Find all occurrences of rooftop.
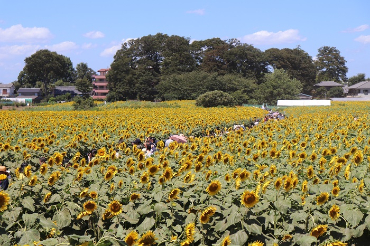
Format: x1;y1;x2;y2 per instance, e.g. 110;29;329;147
314;81;344;87
0;83;14;88
348;81;370;89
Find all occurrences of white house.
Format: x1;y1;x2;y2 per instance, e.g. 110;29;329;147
347;81;370;97
0;83;15;98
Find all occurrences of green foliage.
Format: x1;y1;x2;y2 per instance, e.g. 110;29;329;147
265;46;316;94
315;46;348;82
17;49;75;95
75;78;92;97
255;69;302;105
196;90;236;107
328;86;344;98
72;97;96;110
348;73;366;86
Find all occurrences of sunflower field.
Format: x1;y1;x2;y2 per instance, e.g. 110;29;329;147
1;101;370;246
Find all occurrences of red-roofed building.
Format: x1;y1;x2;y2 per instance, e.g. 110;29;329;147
92;68;110;99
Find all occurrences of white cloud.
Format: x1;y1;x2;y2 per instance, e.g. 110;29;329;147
186;9;205;15
100;38;135;57
240;29;306;45
0;44;40;59
355;35;370;44
82;43;97;49
101;44;121;57
83;31;105;39
0;24;53;43
45;41;78;53
342;24;369;33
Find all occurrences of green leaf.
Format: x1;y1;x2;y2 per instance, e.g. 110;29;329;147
122;211;140;224
136;217;155;234
245;223;262;234
48;193;61;203
230;230;248;245
293;235;317;246
137;203;153;215
22;196;35;212
275;197;290;214
37;238;59;246
342;207;363;227
214;219;228;232
39;215;57;229
22;213;39;228
153;190;163;202
153;202;168;214
53;207;72;228
185;213;196;224
19;229;40;245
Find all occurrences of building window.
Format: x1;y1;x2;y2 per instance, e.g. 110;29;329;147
364;90;368;95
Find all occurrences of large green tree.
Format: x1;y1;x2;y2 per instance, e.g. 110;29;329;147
348;73;366;86
75;62;96;82
265;46;316;94
225;43;268;83
255;69;302;105
315;46;348;83
17;49;75;95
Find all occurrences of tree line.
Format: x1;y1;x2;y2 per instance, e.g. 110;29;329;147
16;33;368;105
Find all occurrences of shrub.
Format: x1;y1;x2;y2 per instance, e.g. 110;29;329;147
196;90;236;108
72;97;96;110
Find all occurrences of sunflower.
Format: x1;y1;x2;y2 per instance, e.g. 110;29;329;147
269;165;277;176
137;231;157;246
184;172;195;183
302;180;308;193
241;190;259;208
248;241;264;246
274;178;282;190
262;181;270;193
108;200;122;216
110;183;115;193
125;230;139;246
282;234;293;241
185;223;195;242
140;172;150;184
40;164;48;175
89;191;98;199
332;186;340;197
225;173;231;182
104;170;115;181
107;165;118;174
130;193;141;202
48;173;58;186
0;191;10;212
307;165;314;179
309;152;318;162
316;192;329;205
24;165;32;178
206;180;222;196
97;148;106;157
43;192;52;203
358;180;365;193
102;210;114;220
168;188;180;201
80;188;89;198
163;167;173;181
28;176;37;186
205;170;212;180
199;206;216;224
239;170;250;181
148;165;159;176
329;204;340;221
221;235;231;246
310;225;328;238
83;200;97;213
199;213;210;224
353;151;363;165
283;177;293;192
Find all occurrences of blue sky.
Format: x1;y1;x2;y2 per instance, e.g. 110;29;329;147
1;0;369;83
